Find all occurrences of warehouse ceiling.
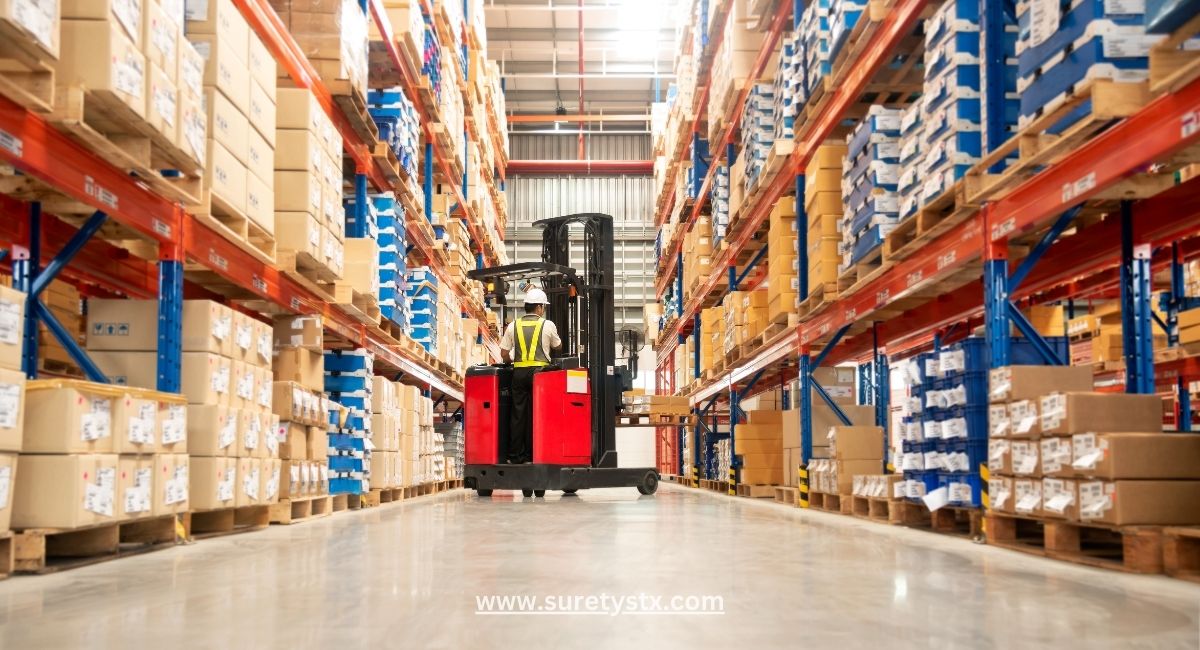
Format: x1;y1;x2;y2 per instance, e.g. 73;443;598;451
484;0;678;121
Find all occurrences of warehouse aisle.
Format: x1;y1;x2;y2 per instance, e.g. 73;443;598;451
0;485;1197;648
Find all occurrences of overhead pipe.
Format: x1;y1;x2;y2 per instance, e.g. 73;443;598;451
577;0;586;160
507;160;653;175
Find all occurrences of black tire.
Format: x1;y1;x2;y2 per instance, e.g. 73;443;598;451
476;489;493;497
534;489;546;497
521;489;534;498
637;471;659;495
562;489;578;495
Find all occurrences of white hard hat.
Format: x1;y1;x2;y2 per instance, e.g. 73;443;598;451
525;287;549;305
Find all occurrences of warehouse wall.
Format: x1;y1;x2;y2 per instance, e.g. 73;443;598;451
505;134;655;332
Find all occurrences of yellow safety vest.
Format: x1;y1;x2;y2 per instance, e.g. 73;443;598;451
514;316;549;368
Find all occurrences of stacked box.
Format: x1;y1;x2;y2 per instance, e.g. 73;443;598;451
406;267;438;353
324;349;373;494
268;0;367;97
801;0;834;106
275;87;345;280
772;30;801;141
741;83;775;192
766;198;799;322
805;144;846;293
707;5;769;141
374;193;409;327
437;419;463;481
1016;1;1164;130
30;278;84;374
829;0;866;62
184;0;279;234
713;162;730;243
699;307;723;372
0;284;25;533
781;371;874;487
369;376;405;489
367;87;420;186
1068;302;1167;363
840;107;901;271
722;290;768;352
897;103;925;221
682;218;715;300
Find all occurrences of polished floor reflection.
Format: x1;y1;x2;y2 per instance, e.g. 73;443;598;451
0;483;1197;648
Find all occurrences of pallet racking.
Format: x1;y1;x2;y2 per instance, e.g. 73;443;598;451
652;0;1200;481
0;0;511;404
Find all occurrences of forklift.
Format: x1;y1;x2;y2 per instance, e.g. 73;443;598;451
463;213;659;497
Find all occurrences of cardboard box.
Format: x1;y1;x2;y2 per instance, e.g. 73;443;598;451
182;353;231;406
112;394;159;454
1008;399;1040;437
152;453;189;514
230;311;255;364
988;365;1093;404
1039;436;1072;478
0;367;24;452
988;475;1014;513
274;346;324;391
247;34;276;101
1041;477;1078;520
205;138;247;214
184;0;248;61
248;79;276;145
246;170;274;235
273;315;323;351
739;467;783;486
261;457;281;503
830;426;884;460
1012;478;1042;516
0;284;25;372
239;409;267;459
1071;432;1200;479
24;383;115;453
781;404;875;448
273;382;318;425
275;169;323;215
1039;392;1163;435
1078;480;1200;525
146;65;178;142
282;459;305;498
836;459;883;494
190;456;236;510
0;0;59;60
188;404;235;456
158;401;187;453
246;122;273;185
118;455;154;520
275;128;323;172
988;438;1011;474
60;19;146;117
87;351;155;388
279;421;308;460
1011;440;1040;477
178;94;207;167
143;0;178;79
13;454;120;529
178;37;204;100
236;457;262;506
276;86;324;134
188;34;248;114
306;425;323;460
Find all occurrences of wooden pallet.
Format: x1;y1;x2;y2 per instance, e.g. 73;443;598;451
616;412;693;427
985;512;1163;574
0;19;54;113
851;496;898;523
269;495;334;525
330;493;350;512
796;282;837;320
837;246;885;295
774;486;798;507
184;505;271;540
736;483;777;499
1163;527;1200;582
0;532;12;579
1150;13;1200;96
329;283;382;326
191;187;278;265
46;85;204;206
967;80;1153;206
328;78;379;147
890;502;984;539
14;515;179;574
883;177;980;263
808;491;852;514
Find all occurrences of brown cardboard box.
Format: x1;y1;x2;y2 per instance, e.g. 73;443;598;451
261;457;281;503
830;426;884;460
239;409;267;459
1041;477;1078;520
88;351;157;388
143;0;177;78
282;459;304;498
245;164;275;234
152;453;189;515
1078;480;1200;525
188;404;235;456
988;365;1094;404
247;35;276;103
190;456;236;510
836;459;883;494
158;401;187;453
0;284;25;372
181;300;234;357
739;467;782;486
988;438;1011;474
1039;392;1163;435
112;394;159;454
118;455;154;520
185;0;249;61
275;170;323;215
236;457;262;506
178;94;206;166
274;382;310;424
204;86;248;164
205;138;247;214
276;87;324;133
0;452;13;531
60;20;146;117
988;475;1014;513
145;65;178;142
273;315;323;351
1012;478;1042;516
1071;432;1200;479
731;424;779;441
1039;436;1073;478
279;421;308;460
181;353;231;406
782;404;875;448
24;383;115;453
0;367;24;452
248;80;276;146
275;128;323;172
230;311;255;363
229;359;249;409
306;425;323;460
1011;440;1040;476
1008;399;1040;437
178;37;204;100
13;454;120;529
0;0;60;59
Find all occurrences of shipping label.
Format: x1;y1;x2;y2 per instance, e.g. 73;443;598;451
989;404;1010;437
114;0;142;43
218;415;236;450
115;53;145;101
0;300;20;345
162;405;186;444
1071;433;1103;470
86;468;116;517
236;323;252;352
217;469;235;502
266;467;279;500
244;415;259;450
0;465;9;509
165;465;188;505
244;467;260;501
0;383;20;429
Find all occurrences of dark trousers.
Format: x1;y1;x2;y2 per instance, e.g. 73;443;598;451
509;366;538;462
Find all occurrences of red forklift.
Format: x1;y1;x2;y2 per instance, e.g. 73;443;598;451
463;213;659;497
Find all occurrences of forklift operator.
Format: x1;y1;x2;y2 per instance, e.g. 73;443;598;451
499;288;563;463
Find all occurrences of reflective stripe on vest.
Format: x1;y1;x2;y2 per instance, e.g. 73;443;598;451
514;316;549;368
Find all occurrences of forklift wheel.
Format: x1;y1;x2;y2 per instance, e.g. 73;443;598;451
476;489;493;497
636;471;659;496
534;489;546;497
562;489;578;495
522;489;534;498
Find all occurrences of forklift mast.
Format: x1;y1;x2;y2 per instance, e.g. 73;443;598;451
535;213;618;468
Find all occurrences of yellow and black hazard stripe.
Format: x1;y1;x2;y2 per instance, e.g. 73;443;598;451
728;467;736;496
797;463;810;508
691;465;699;488
979;463;990;536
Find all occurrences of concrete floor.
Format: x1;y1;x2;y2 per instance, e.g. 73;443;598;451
0;484;1197;648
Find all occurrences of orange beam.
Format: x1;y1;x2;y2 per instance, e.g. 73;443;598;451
507;113;651;123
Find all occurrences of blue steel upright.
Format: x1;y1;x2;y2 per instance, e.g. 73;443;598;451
796;174;808;301
157;256;184;392
13;202;40;378
1120;201;1155;394
423;141;434;221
